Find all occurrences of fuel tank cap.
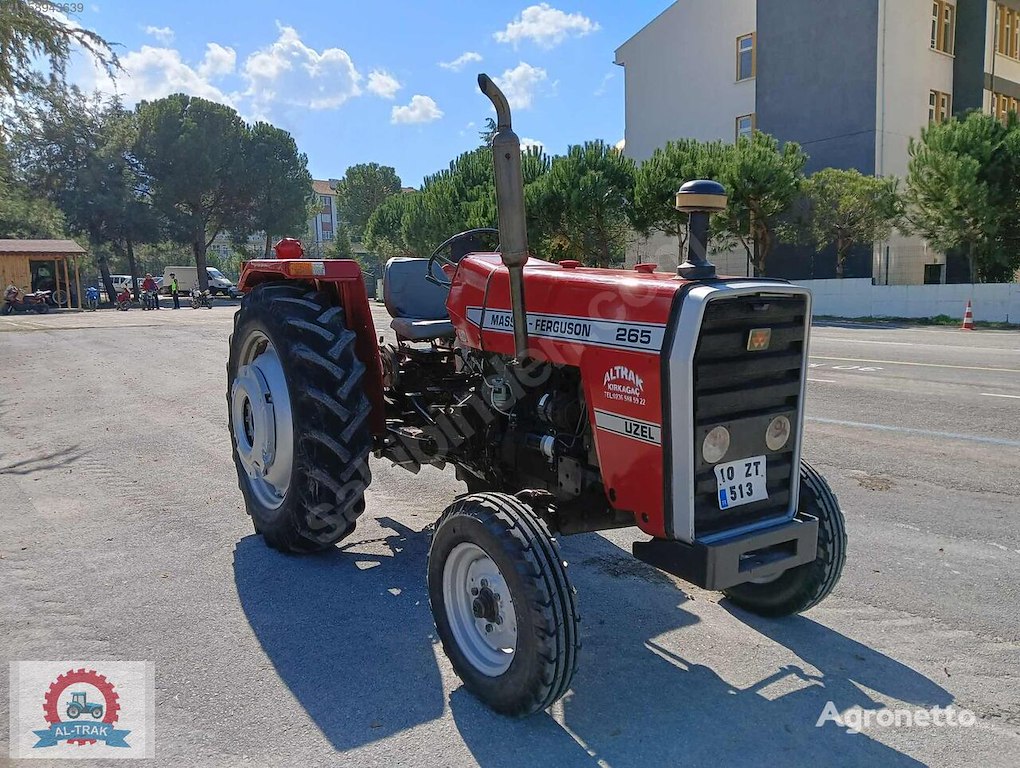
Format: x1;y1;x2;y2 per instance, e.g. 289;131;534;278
634;263;658;274
559;260;580;269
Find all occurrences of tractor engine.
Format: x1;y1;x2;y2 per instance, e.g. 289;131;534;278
380;345;628;534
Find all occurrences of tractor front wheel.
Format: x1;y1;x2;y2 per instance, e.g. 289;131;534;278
91;706;103;719
723;460;846;617
427;492;579;716
227;283;372;553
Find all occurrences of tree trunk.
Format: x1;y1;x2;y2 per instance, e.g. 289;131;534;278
126;238;139;298
97;252;117;305
264;232;273;259
193;238;210;291
836;238;847;279
968;242;977;284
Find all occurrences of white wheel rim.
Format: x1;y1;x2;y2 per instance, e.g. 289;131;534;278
442;542;518;677
231;331;294;510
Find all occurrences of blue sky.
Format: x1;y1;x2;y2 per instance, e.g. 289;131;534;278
67;1;672;187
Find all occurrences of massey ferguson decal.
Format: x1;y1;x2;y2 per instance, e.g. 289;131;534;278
466;307;665;351
603;365;647;406
593;408;662;446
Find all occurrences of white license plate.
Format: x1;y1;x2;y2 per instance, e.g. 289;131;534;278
715;455;768;510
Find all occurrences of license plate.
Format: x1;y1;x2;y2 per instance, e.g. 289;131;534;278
715;455;768;510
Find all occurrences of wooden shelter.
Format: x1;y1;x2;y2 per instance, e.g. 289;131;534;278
0;239;86;309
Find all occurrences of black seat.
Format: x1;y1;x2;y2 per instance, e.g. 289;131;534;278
383;258;454;341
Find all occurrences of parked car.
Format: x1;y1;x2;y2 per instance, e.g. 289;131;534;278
162;266;235;296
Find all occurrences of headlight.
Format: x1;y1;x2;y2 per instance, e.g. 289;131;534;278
765;415;792;451
702;425;730;464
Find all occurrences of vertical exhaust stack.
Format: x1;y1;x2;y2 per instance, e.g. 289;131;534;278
478;73;529;361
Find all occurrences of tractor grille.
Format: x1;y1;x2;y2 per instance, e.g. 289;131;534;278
691;293;808;537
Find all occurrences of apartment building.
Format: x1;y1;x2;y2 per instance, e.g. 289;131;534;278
615;0;1020;284
307;179;342;254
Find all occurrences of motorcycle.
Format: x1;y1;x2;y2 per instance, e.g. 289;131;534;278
141;289;159;310
191;288;213;309
84;286;100;311
2;287;50;315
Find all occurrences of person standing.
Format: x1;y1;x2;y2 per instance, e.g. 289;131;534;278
170;272;180;309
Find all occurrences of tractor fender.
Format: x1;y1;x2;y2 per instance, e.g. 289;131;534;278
238;259;386;436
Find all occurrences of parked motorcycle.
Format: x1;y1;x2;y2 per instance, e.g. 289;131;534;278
141;289;159;310
191;287;213;309
2;287;50;315
84;286;100;311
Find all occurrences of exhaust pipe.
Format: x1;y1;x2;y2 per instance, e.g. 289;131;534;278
478;73;529;361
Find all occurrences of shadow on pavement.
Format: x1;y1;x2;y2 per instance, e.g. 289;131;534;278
236;522;949;766
0;444;87;475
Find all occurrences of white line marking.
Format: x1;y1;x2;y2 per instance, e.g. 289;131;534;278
807;417;1020;448
807;378;837;383
981;393;1020;400
811;356;1020;374
814;337;916;347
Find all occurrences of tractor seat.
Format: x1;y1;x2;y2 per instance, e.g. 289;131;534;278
383;257;454;341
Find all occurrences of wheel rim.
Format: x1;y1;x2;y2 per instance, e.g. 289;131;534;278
231;330;294;510
442;542;518;677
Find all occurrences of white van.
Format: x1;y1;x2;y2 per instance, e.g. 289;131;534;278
163;266;236;296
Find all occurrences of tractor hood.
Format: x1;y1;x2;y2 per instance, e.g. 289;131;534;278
447;253;810;542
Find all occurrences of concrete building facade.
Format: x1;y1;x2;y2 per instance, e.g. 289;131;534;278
615;0;1020;284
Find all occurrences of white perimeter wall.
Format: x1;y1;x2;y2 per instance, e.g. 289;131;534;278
795;278;1020;323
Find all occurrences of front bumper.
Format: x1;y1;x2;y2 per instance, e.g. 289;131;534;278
632;514;818;591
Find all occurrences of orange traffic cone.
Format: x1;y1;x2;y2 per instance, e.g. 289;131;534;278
961;300;974;331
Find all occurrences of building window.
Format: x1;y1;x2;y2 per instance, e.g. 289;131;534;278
322;230;333;241
931;1;955;54
735;113;755;140
929;90;952;123
736;33;755;81
992;91;1020;122
997;4;1020;59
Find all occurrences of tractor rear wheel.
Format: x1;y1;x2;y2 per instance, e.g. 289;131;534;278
722;459;846;616
427;492;580;716
227;283;372;553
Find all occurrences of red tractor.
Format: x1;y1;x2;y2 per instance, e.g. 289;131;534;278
227;75;846;716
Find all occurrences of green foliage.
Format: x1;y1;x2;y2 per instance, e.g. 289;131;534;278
905;112;1020;283
713;133;806;276
632;138;717;260
134;94;251;289
0;0;117;104
797;168;901;277
242;122;313;257
327;220;354;260
529;140;635;266
364;191;416;257
0;144;64;236
334;162;401;241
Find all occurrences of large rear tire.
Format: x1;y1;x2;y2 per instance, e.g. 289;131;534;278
722;460;846;616
428;492;580;716
227;283;372;553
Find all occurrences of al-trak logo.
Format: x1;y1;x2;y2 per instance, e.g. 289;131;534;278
603;365;646;406
32;668;130;749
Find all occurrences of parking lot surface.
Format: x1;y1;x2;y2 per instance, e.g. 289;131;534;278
2;306;1019;767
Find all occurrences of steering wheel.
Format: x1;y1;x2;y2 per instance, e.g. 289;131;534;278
426;228;500;288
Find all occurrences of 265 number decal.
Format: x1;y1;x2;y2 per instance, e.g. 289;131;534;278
615;327;653;346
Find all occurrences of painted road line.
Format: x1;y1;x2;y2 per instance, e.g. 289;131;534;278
813;338;916;347
981;393;1020;400
807;417;1020;448
807;378;838;383
810;356;1020;374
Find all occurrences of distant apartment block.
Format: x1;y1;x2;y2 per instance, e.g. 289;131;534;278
615;0;1020;284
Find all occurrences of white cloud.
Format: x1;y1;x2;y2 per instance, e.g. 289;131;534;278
144;25;175;44
438;51;482;71
493;62;547;110
494;4;599;49
367;69;401;99
92;45;234;105
198;43;236;79
391;94;443;124
243;24;361;112
594;70;614;96
520;137;543;151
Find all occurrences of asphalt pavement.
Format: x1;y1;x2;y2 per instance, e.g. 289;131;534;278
1;305;1018;767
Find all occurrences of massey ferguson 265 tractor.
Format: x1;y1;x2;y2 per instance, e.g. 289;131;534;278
227;75;846;716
